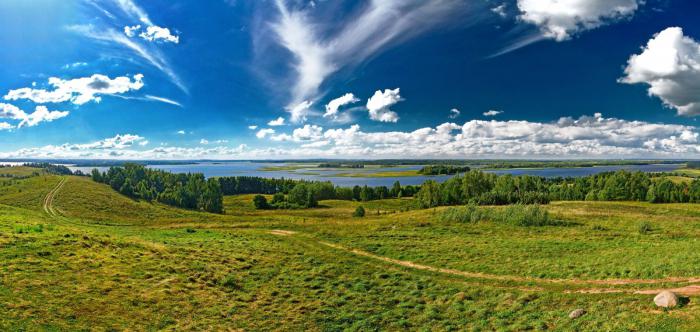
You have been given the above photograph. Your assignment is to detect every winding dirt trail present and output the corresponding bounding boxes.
[43,177,67,217]
[269,229,700,296]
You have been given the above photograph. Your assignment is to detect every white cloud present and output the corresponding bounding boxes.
[177,130,186,135]
[256,128,275,139]
[620,27,700,116]
[292,124,323,141]
[7,114,700,159]
[67,25,186,92]
[248,125,258,130]
[287,100,313,123]
[483,109,503,117]
[0,103,69,128]
[0,122,13,131]
[491,3,507,18]
[4,74,144,105]
[449,108,460,119]
[139,26,179,44]
[62,62,88,70]
[517,0,640,41]
[366,88,402,122]
[201,139,228,145]
[124,24,141,37]
[324,93,359,119]
[267,0,470,106]
[268,117,286,126]
[144,95,182,107]
[250,113,700,158]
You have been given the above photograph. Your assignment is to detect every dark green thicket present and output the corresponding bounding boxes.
[91,163,223,213]
[439,204,558,227]
[417,165,470,175]
[417,169,700,208]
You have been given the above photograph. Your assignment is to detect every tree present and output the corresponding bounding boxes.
[417,180,441,208]
[353,206,365,217]
[253,195,269,210]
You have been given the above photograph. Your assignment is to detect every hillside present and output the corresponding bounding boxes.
[1,169,700,330]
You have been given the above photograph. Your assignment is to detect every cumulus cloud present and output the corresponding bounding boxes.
[256,128,275,139]
[0,103,69,128]
[449,108,460,119]
[248,125,258,130]
[124,24,141,37]
[7,114,700,159]
[483,109,503,117]
[517,0,640,41]
[200,139,229,145]
[0,133,248,160]
[620,27,700,116]
[176,130,186,135]
[4,74,144,105]
[366,88,402,122]
[267,0,471,106]
[268,117,286,126]
[324,93,359,120]
[137,26,180,43]
[0,122,13,131]
[252,113,700,158]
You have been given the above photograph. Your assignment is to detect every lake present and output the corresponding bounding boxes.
[67,162,684,187]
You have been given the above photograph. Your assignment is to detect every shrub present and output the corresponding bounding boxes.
[493,204,557,227]
[252,195,269,210]
[439,204,489,223]
[353,206,366,217]
[639,221,653,234]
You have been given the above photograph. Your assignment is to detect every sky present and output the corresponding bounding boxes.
[1,0,700,160]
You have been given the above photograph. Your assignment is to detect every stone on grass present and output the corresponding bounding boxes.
[653,291,679,308]
[568,308,586,319]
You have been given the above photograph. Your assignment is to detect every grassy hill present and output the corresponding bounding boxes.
[1,169,700,330]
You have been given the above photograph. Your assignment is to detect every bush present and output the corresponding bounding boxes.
[252,195,269,210]
[639,221,653,234]
[353,206,366,217]
[439,204,489,223]
[495,204,555,226]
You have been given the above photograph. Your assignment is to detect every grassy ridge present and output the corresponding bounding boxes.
[1,172,700,330]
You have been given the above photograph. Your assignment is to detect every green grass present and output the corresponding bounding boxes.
[1,170,700,330]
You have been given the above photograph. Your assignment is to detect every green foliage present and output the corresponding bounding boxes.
[23,163,73,175]
[252,195,269,210]
[418,165,470,175]
[439,204,488,223]
[438,204,556,226]
[353,206,366,217]
[639,221,653,234]
[92,163,224,213]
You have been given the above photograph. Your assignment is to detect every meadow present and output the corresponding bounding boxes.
[1,166,700,330]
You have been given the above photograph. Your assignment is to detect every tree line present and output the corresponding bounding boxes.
[417,165,471,175]
[416,169,700,208]
[91,163,223,213]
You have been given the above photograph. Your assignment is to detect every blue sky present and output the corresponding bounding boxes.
[2,0,700,159]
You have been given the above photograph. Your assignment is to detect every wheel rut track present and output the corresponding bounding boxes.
[268,230,700,296]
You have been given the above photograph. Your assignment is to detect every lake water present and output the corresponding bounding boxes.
[67,162,684,187]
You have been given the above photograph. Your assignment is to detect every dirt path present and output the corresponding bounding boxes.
[43,177,67,217]
[269,230,700,295]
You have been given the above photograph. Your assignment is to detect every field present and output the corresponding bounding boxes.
[2,168,700,330]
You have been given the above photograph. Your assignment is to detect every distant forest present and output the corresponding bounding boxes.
[415,170,700,208]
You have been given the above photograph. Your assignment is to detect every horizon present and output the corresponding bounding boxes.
[2,0,700,160]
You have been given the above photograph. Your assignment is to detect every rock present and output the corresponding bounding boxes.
[654,291,679,308]
[568,308,586,319]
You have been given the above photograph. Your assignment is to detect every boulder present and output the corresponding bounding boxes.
[568,308,586,319]
[653,291,679,308]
